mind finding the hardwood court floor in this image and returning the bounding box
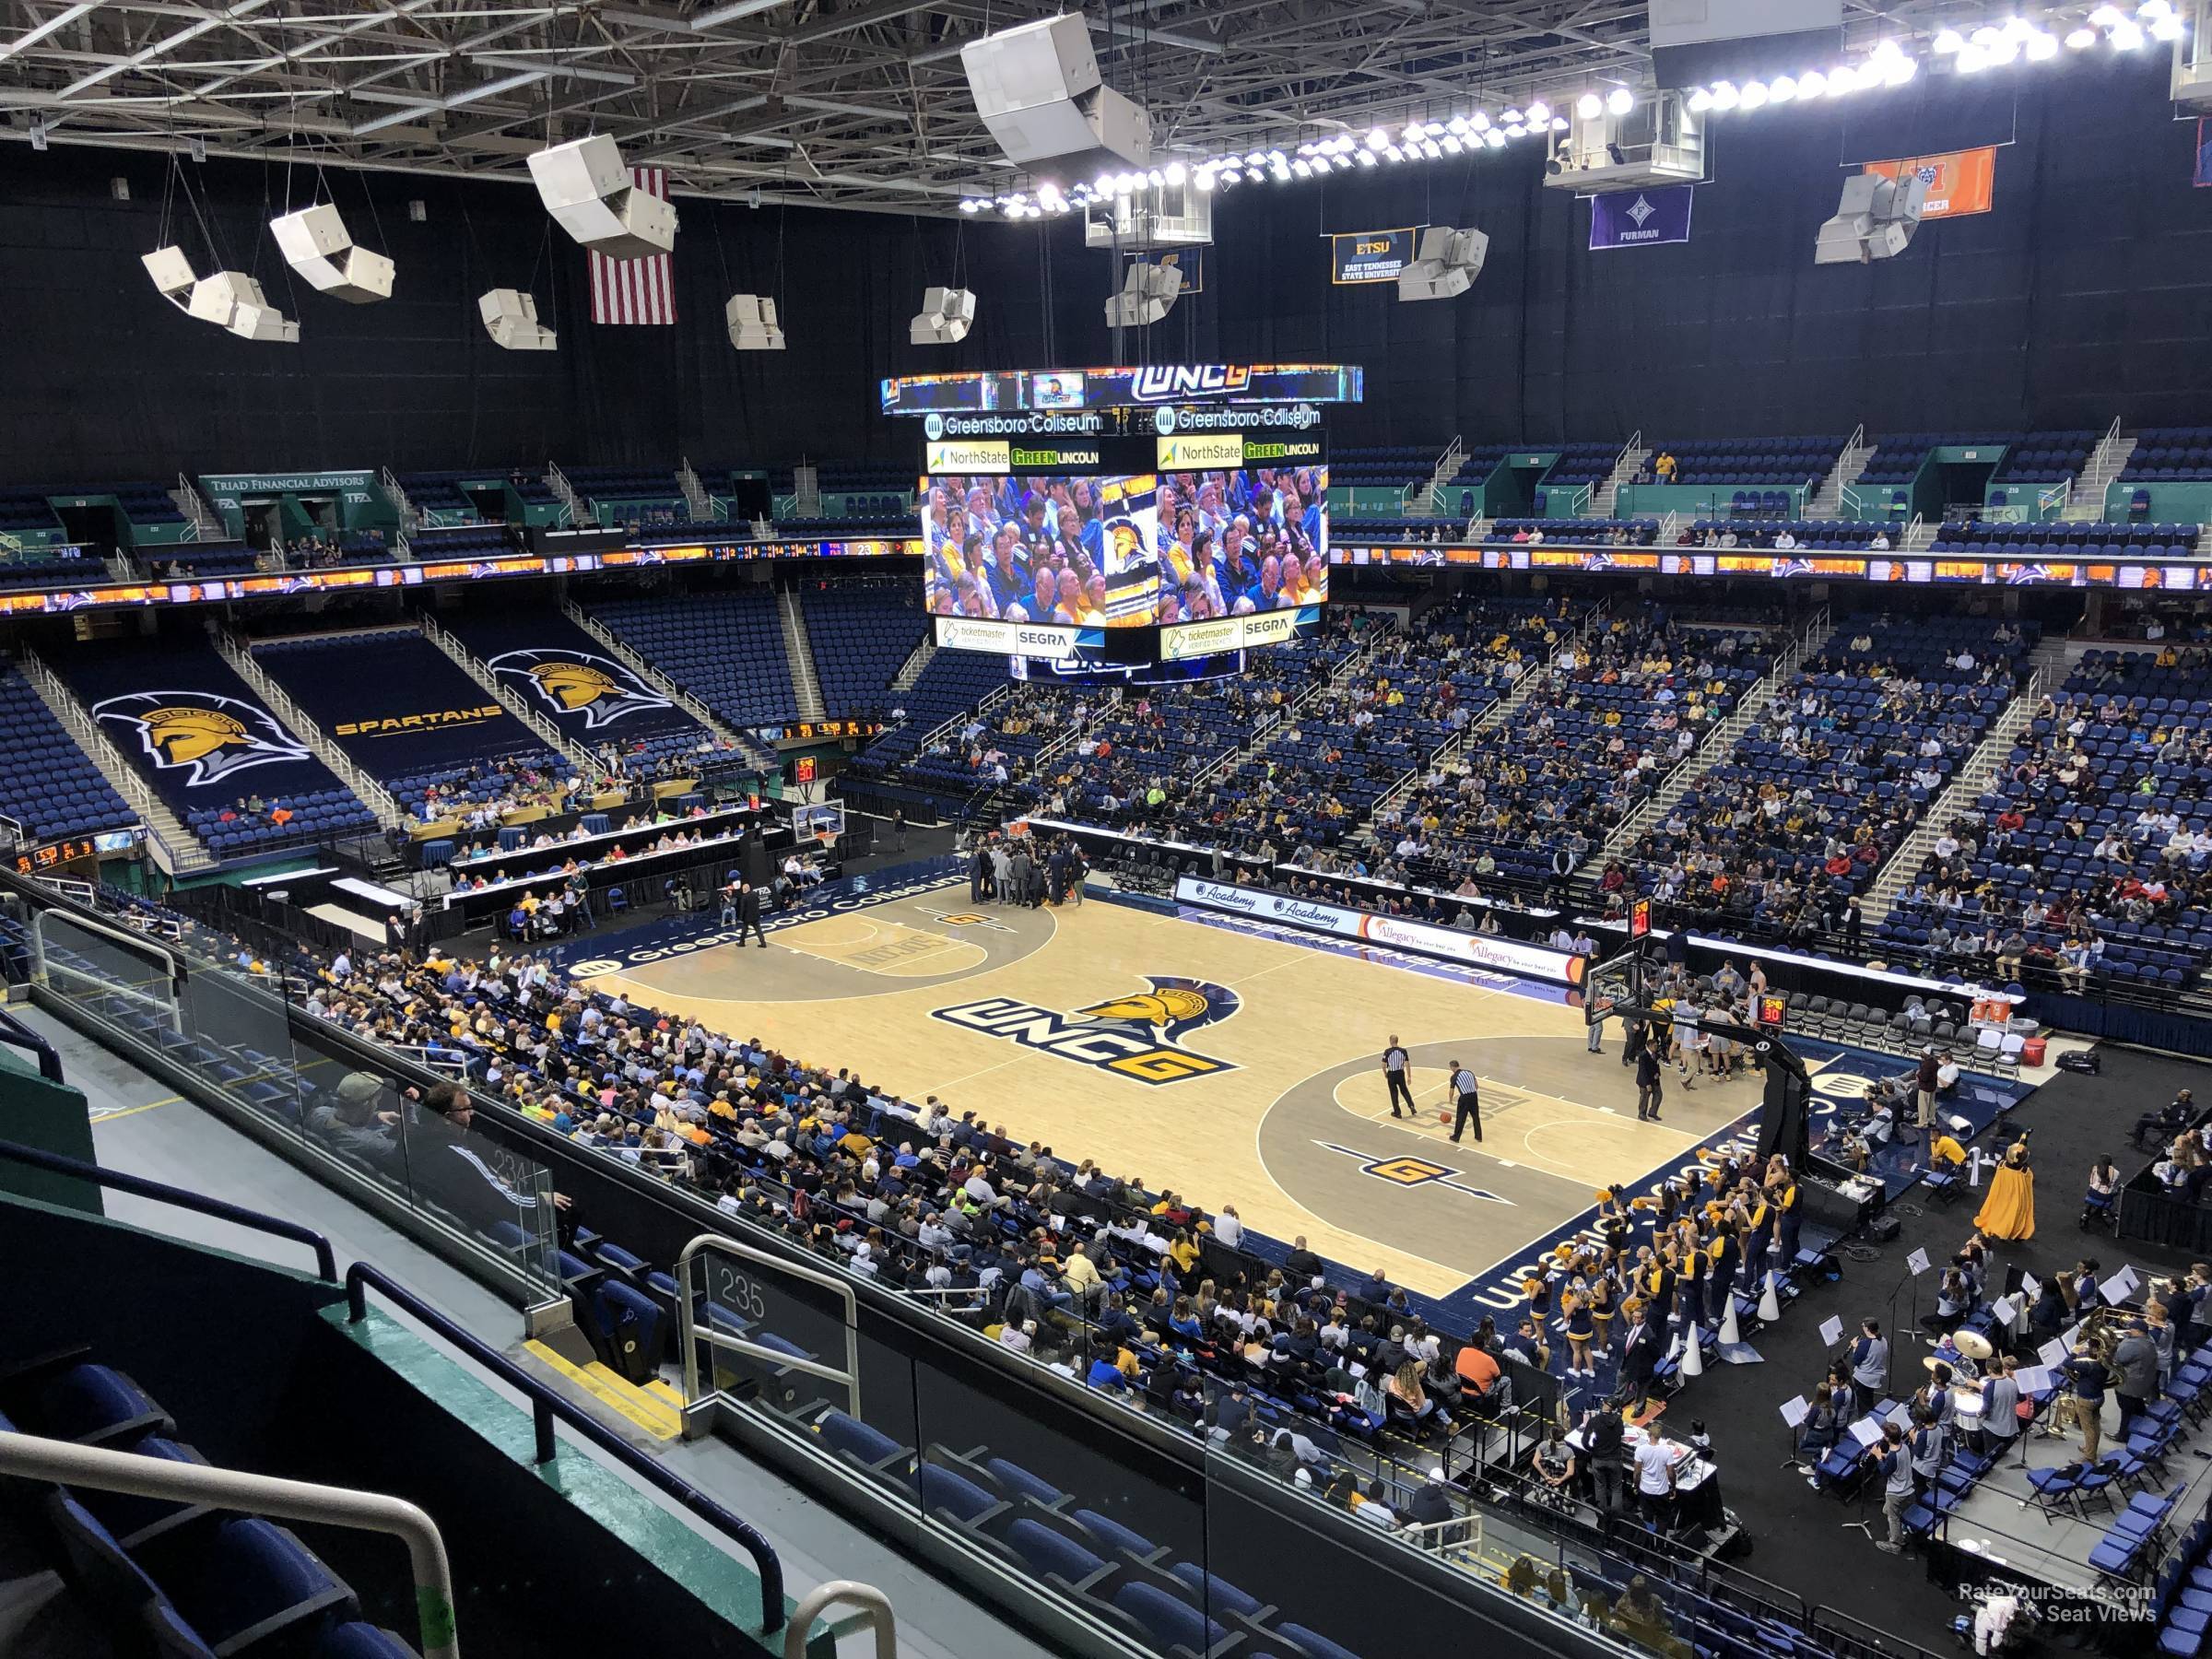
[578,885,1768,1299]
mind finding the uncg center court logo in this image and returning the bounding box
[931,975,1239,1086]
[91,690,310,787]
[486,648,672,730]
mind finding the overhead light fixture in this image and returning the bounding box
[2026,30,2060,59]
[1814,171,1929,265]
[1105,259,1182,326]
[689,0,786,28]
[909,286,976,346]
[1711,80,1740,110]
[2149,15,2184,41]
[1575,92,1602,119]
[1483,129,1506,148]
[269,203,394,304]
[1933,27,1965,53]
[481,288,558,352]
[1355,149,1377,167]
[1396,226,1487,301]
[2112,19,2145,48]
[1526,100,1550,124]
[2065,25,2098,47]
[1194,168,1216,190]
[1606,88,1634,115]
[528,135,677,261]
[1769,76,1797,102]
[1797,69,1828,96]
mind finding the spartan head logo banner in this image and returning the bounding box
[92,690,312,788]
[931,973,1241,1086]
[484,648,672,731]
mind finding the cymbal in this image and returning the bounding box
[1950,1330,1995,1360]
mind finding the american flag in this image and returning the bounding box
[589,166,676,325]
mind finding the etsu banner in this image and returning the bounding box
[2197,120,2211,189]
[1330,228,1418,283]
[1588,185,1694,251]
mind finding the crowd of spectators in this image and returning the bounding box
[1610,616,2035,947]
[1871,644,2212,989]
[1369,611,1775,896]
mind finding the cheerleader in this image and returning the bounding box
[1564,1279,1596,1377]
[1675,1240,1707,1333]
[1588,1267,1618,1360]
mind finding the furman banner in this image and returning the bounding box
[1173,876,1587,988]
[1588,185,1694,250]
[1330,228,1418,284]
[1864,147,1995,218]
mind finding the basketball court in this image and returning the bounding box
[570,873,1869,1316]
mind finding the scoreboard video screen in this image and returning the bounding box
[921,439,1327,644]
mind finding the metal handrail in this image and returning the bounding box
[785,1581,895,1659]
[677,1232,863,1420]
[0,1139,335,1280]
[343,1262,788,1632]
[0,1431,458,1659]
[29,900,184,994]
[0,1006,64,1082]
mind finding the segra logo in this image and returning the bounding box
[931,974,1240,1086]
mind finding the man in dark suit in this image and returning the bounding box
[1618,1308,1657,1406]
[737,881,768,947]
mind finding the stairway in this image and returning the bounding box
[546,465,586,528]
[1901,516,1937,553]
[212,631,404,830]
[792,465,821,519]
[1419,437,1466,517]
[2062,419,2134,522]
[776,588,828,721]
[1593,437,1647,518]
[1351,643,1545,858]
[1807,425,1868,519]
[1588,610,1836,872]
[1860,660,2058,923]
[416,616,597,772]
[559,599,775,769]
[379,467,424,533]
[677,459,713,523]
[170,475,223,542]
[18,649,214,875]
[890,631,936,693]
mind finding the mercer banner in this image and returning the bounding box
[1588,185,1695,251]
[1864,147,1996,218]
